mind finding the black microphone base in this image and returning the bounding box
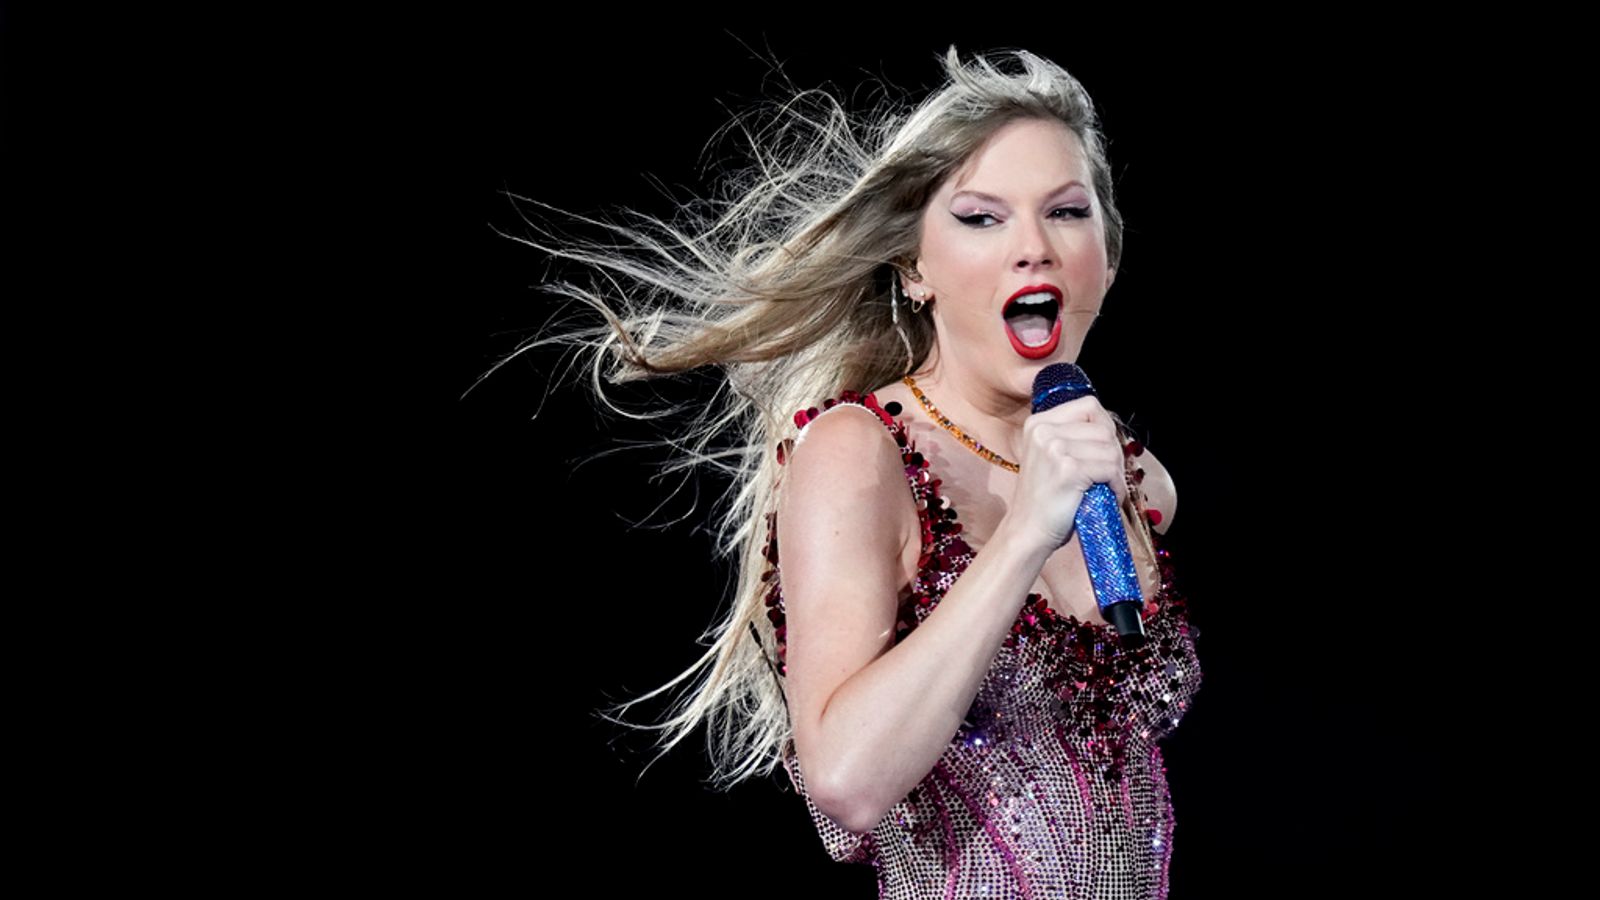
[1105,601,1147,648]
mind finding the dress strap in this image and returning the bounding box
[775,389,902,467]
[759,389,948,682]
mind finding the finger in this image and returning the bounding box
[1041,420,1118,442]
[1035,394,1102,423]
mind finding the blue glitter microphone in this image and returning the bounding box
[1031,363,1146,647]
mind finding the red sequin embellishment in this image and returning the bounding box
[764,389,1203,895]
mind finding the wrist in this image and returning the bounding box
[992,512,1065,571]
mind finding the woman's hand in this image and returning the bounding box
[1003,394,1129,552]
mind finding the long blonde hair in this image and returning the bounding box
[479,45,1130,790]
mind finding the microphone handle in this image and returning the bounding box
[1031,363,1146,645]
[1075,481,1147,645]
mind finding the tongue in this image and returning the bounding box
[1006,313,1053,346]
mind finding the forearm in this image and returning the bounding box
[815,515,1056,833]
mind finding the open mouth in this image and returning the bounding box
[1002,290,1063,359]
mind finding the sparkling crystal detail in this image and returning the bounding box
[768,390,1203,896]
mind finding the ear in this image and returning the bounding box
[1106,265,1117,292]
[900,260,927,298]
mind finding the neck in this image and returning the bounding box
[906,352,1030,465]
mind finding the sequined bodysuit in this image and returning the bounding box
[762,390,1204,900]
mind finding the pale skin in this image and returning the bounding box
[776,117,1179,834]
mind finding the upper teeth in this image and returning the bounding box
[1011,292,1056,309]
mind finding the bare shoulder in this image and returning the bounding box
[781,403,917,548]
[1133,442,1178,534]
[791,401,893,457]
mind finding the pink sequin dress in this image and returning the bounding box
[762,390,1204,900]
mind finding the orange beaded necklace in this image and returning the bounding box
[901,375,1021,473]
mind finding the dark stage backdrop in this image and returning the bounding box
[316,14,1491,899]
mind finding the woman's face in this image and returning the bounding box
[904,117,1116,398]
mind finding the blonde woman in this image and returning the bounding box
[491,45,1201,898]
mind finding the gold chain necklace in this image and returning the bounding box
[901,375,1020,472]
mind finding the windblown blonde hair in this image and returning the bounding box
[479,45,1140,790]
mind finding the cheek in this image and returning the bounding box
[925,229,998,293]
[1063,247,1110,306]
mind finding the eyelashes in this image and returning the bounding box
[954,207,1092,227]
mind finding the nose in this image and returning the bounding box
[1012,217,1054,271]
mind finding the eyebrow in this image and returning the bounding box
[951,181,1088,206]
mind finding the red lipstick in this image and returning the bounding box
[1001,284,1064,360]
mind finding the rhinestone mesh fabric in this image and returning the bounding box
[763,390,1204,899]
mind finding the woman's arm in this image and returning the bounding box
[779,407,1057,835]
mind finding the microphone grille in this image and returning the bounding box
[1031,362,1096,414]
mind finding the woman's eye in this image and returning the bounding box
[954,207,1091,228]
